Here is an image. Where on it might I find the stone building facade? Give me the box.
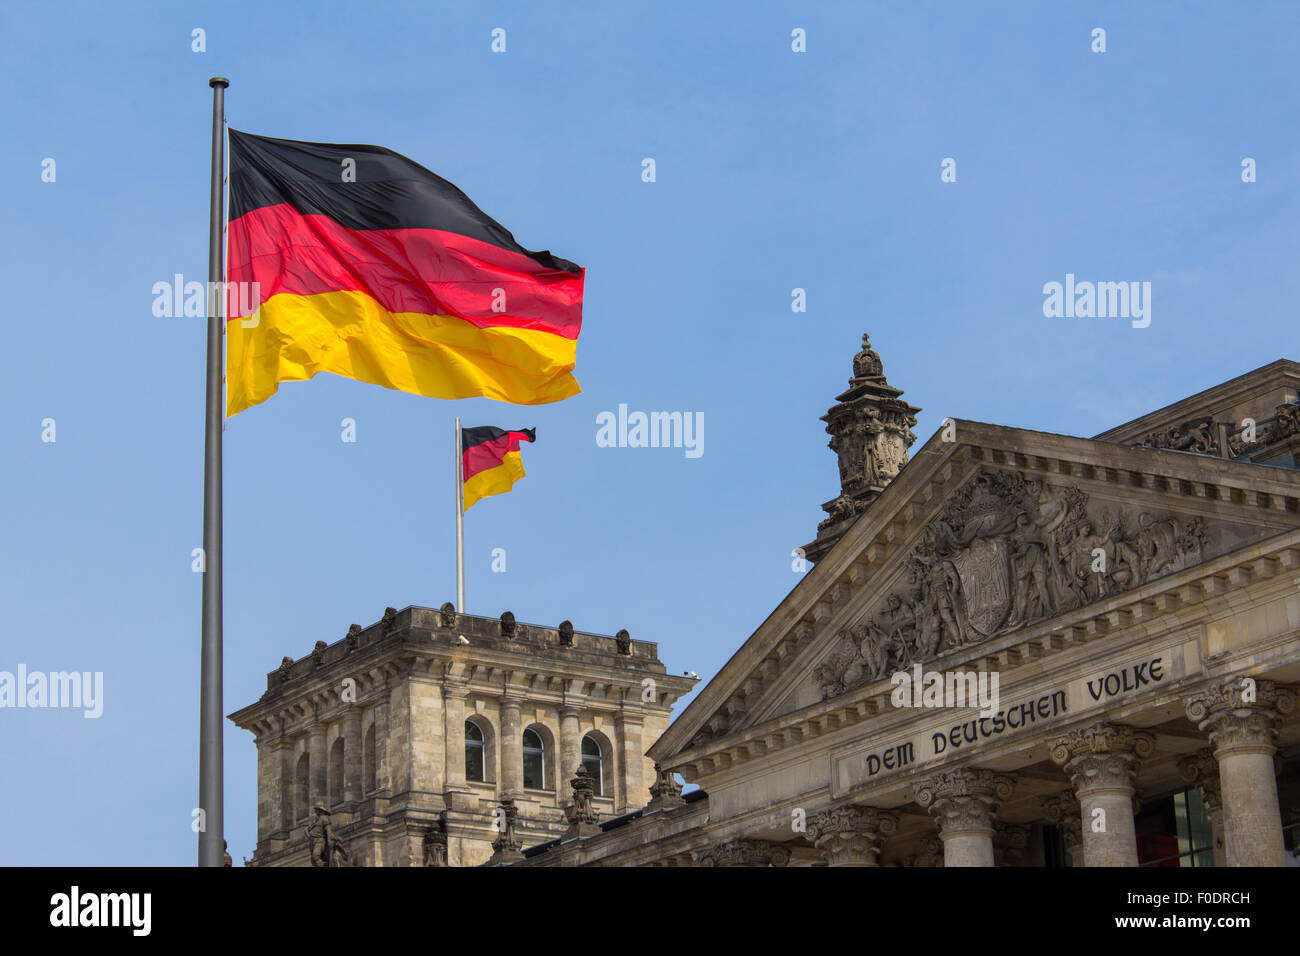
[518,342,1300,867]
[229,604,696,866]
[232,339,1300,866]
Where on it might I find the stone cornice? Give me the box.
[232,636,694,735]
[1094,358,1300,445]
[231,604,680,716]
[649,421,1300,766]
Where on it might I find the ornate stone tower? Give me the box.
[803,334,920,564]
[229,604,697,867]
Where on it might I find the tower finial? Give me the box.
[801,334,921,564]
[852,332,884,381]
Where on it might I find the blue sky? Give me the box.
[1,1,1296,865]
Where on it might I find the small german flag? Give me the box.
[462,426,536,510]
[225,130,583,416]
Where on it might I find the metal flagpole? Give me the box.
[455,417,465,612]
[199,75,228,868]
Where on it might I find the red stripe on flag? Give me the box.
[463,431,532,482]
[227,203,583,338]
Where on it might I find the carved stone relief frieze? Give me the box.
[814,469,1209,700]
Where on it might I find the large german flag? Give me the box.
[462,426,535,510]
[225,130,584,416]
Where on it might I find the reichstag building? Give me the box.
[232,336,1300,866]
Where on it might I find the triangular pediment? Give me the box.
[648,420,1300,766]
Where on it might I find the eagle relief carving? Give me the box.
[813,469,1208,700]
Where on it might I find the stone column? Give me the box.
[558,705,582,783]
[806,806,899,866]
[276,739,295,836]
[1185,679,1295,867]
[308,725,327,810]
[255,735,274,844]
[1040,790,1084,867]
[442,678,468,790]
[499,695,524,796]
[342,708,363,804]
[1050,722,1154,867]
[615,712,644,815]
[913,769,1014,867]
[372,691,391,794]
[1177,748,1226,867]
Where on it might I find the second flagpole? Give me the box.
[455,417,465,612]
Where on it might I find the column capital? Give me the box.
[615,706,644,726]
[499,694,524,711]
[1176,747,1223,814]
[442,675,469,696]
[806,806,898,866]
[904,834,944,867]
[1039,790,1083,852]
[1184,679,1296,756]
[1049,722,1154,794]
[993,821,1031,867]
[912,768,1014,837]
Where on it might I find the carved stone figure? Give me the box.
[311,641,327,667]
[1099,514,1142,591]
[305,806,350,867]
[911,590,943,661]
[381,607,398,635]
[616,629,632,655]
[277,656,293,684]
[558,620,574,646]
[422,814,448,867]
[345,624,361,653]
[1070,521,1109,601]
[1008,512,1052,626]
[439,602,456,627]
[500,610,516,639]
[1275,402,1300,439]
[1141,418,1218,455]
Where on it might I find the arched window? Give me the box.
[581,734,604,797]
[522,728,545,790]
[328,737,345,806]
[465,720,486,783]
